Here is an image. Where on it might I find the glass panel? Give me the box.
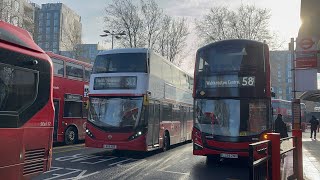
[0,63,37,112]
[66,62,83,79]
[195,99,268,136]
[93,53,147,73]
[52,58,64,76]
[198,43,262,73]
[84,67,91,81]
[88,97,143,130]
[64,101,82,117]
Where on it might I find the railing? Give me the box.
[280,136,297,179]
[249,140,272,180]
[249,130,303,180]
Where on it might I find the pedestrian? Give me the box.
[309,115,319,139]
[274,114,288,138]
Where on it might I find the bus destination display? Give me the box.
[205,75,255,88]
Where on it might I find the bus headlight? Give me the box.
[86,128,94,138]
[128,131,144,141]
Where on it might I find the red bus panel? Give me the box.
[0,21,54,179]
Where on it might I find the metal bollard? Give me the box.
[267,133,281,180]
[292,129,303,180]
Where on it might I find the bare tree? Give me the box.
[141,0,163,49]
[104,0,189,63]
[105,0,145,48]
[155,16,189,63]
[61,19,83,59]
[196,4,276,47]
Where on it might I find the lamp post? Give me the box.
[100,30,126,49]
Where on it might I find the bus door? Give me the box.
[53,100,60,141]
[180,106,187,142]
[147,101,160,147]
[153,102,160,145]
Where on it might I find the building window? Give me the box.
[45,42,49,49]
[46,34,50,40]
[53,49,59,54]
[47,13,51,19]
[39,12,44,19]
[52,58,64,76]
[53,42,58,48]
[39,20,43,26]
[54,12,59,19]
[54,19,59,26]
[46,20,50,26]
[46,27,50,33]
[54,26,58,33]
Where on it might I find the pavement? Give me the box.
[302,130,320,180]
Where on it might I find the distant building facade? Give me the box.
[0,0,39,37]
[270,51,293,100]
[36,3,81,53]
[61,44,105,64]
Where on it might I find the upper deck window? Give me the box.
[198,43,263,74]
[93,53,147,73]
[52,58,64,76]
[66,62,83,79]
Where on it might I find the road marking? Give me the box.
[60,170,100,180]
[53,144,84,150]
[108,159,132,166]
[54,147,86,154]
[43,167,63,174]
[81,157,118,165]
[110,160,147,179]
[43,168,82,180]
[159,170,190,176]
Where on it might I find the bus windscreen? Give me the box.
[93,53,147,73]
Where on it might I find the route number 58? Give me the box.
[241,77,255,86]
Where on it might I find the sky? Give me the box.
[30,0,301,71]
[30,0,301,44]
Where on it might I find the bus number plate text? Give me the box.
[220,153,238,159]
[103,144,117,149]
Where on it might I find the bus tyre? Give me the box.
[163,132,170,151]
[65,127,77,145]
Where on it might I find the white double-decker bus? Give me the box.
[85,48,193,151]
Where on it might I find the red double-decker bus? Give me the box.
[192,39,272,162]
[46,52,92,145]
[85,48,193,151]
[0,21,54,178]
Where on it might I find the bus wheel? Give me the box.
[163,132,170,151]
[65,127,78,145]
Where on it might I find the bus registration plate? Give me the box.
[220,153,238,159]
[103,144,117,149]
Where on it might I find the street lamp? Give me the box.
[100,30,126,49]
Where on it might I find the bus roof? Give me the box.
[196,39,265,54]
[98,48,148,55]
[46,51,92,67]
[0,21,44,53]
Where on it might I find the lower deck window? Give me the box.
[64,101,82,118]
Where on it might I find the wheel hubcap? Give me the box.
[69,131,75,141]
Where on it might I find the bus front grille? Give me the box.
[23,148,45,175]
